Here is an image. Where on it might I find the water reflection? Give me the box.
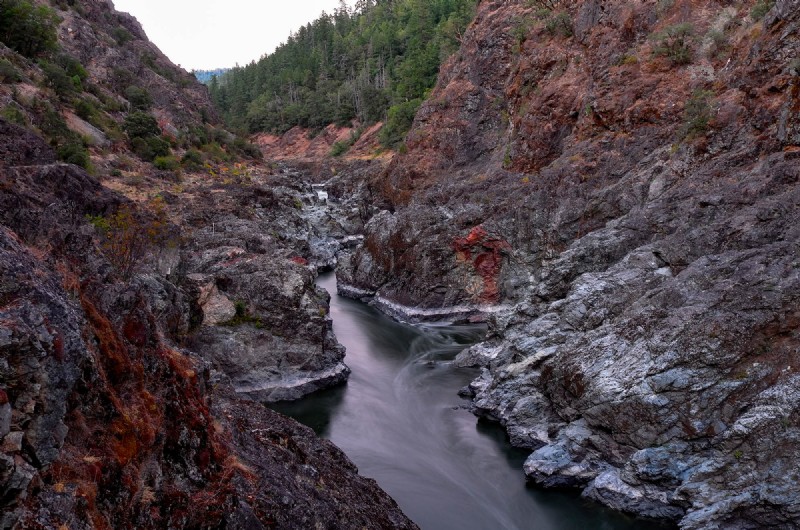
[271,272,675,530]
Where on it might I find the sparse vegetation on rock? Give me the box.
[651,22,695,65]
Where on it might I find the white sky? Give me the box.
[111,0,352,70]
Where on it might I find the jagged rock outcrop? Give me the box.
[54,0,215,127]
[0,115,418,528]
[177,177,351,402]
[340,0,800,527]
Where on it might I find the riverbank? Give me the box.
[272,272,676,530]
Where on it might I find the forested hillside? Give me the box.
[210,0,476,146]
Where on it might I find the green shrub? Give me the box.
[545,12,573,37]
[0,58,21,82]
[131,135,170,161]
[74,99,97,121]
[0,0,60,58]
[123,111,160,139]
[40,61,79,99]
[681,89,713,139]
[57,141,91,169]
[153,155,179,170]
[147,136,170,157]
[511,17,532,48]
[181,149,204,170]
[200,141,230,162]
[330,140,349,157]
[184,125,209,148]
[1,105,26,125]
[380,99,422,148]
[211,127,231,144]
[112,27,133,45]
[55,53,88,81]
[750,0,774,21]
[110,67,135,92]
[35,100,69,139]
[232,136,262,159]
[651,23,694,65]
[330,128,363,157]
[124,85,152,111]
[131,137,151,161]
[707,29,729,57]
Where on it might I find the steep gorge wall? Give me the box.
[0,106,416,530]
[340,0,800,527]
[0,1,418,526]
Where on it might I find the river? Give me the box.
[272,272,674,530]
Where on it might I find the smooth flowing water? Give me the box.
[272,272,674,530]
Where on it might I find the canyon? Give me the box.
[1,0,799,529]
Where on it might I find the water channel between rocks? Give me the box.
[271,272,674,530]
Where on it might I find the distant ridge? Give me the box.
[194,68,230,84]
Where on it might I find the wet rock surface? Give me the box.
[338,0,800,527]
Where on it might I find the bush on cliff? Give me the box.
[124,85,152,111]
[651,23,695,65]
[0,58,20,82]
[681,89,713,139]
[123,111,160,139]
[57,141,91,169]
[87,197,172,278]
[124,111,173,161]
[0,0,60,58]
[380,99,422,148]
[40,60,80,99]
[750,0,775,21]
[131,136,170,161]
[153,155,180,171]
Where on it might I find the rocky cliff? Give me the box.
[0,1,417,527]
[339,0,800,527]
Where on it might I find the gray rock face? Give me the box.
[175,167,365,402]
[63,111,110,147]
[451,151,800,528]
[335,1,800,527]
[338,206,519,322]
[0,227,88,523]
[213,389,419,530]
[185,259,348,402]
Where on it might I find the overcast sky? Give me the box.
[112,0,352,70]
